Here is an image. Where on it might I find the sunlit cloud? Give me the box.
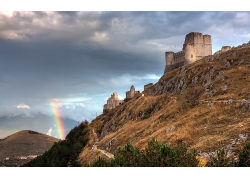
[16,103,30,109]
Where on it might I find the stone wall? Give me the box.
[165,32,212,73]
[144,83,154,91]
[214,46,232,56]
[126,85,139,99]
[103,92,124,112]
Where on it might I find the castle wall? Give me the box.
[103,92,124,112]
[165,32,212,73]
[221,46,231,52]
[165,51,174,65]
[196,34,212,60]
[173,51,185,63]
[126,85,138,99]
[144,83,154,91]
[165,61,186,73]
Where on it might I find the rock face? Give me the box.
[80,40,250,166]
[146,41,250,97]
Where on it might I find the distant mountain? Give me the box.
[0,113,79,139]
[0,130,59,166]
[22,122,89,167]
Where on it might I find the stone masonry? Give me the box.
[126,85,139,99]
[164,32,212,73]
[144,83,154,91]
[103,92,124,113]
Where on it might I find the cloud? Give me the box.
[46,127,52,136]
[16,104,30,109]
[1,11,250,134]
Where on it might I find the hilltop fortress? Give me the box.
[164,32,212,73]
[102,32,248,113]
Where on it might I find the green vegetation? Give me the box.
[88,139,250,167]
[142,105,155,119]
[238,141,250,167]
[88,139,198,167]
[207,148,234,167]
[22,123,89,167]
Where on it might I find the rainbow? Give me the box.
[50,102,65,140]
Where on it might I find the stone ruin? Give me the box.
[165,32,212,73]
[103,92,124,113]
[126,85,139,99]
[103,85,141,112]
[102,32,250,113]
[144,83,154,91]
[213,46,232,56]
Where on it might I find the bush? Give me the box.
[88,139,198,167]
[22,123,89,167]
[238,141,250,167]
[142,106,155,119]
[207,148,233,167]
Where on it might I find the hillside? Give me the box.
[79,42,250,165]
[22,122,89,167]
[0,130,59,166]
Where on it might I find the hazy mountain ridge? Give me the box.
[79,44,250,165]
[0,113,78,139]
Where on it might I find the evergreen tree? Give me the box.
[238,141,250,167]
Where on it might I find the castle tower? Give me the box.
[164,32,212,74]
[184,43,195,64]
[183,32,212,60]
[164,51,174,73]
[126,85,137,99]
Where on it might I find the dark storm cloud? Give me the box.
[1,11,250,138]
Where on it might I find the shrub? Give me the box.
[238,141,250,167]
[22,123,89,167]
[88,139,199,167]
[142,106,155,119]
[207,148,233,167]
[183,87,203,108]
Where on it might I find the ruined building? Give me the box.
[214,46,231,56]
[144,83,154,91]
[126,85,139,99]
[103,92,124,113]
[164,32,212,73]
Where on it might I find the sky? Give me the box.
[0,3,250,139]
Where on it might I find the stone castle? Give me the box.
[103,85,140,112]
[126,85,139,99]
[164,32,212,73]
[103,32,240,113]
[103,92,124,113]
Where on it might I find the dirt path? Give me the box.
[92,129,114,159]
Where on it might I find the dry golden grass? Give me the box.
[79,46,250,165]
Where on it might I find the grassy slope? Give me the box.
[79,45,250,165]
